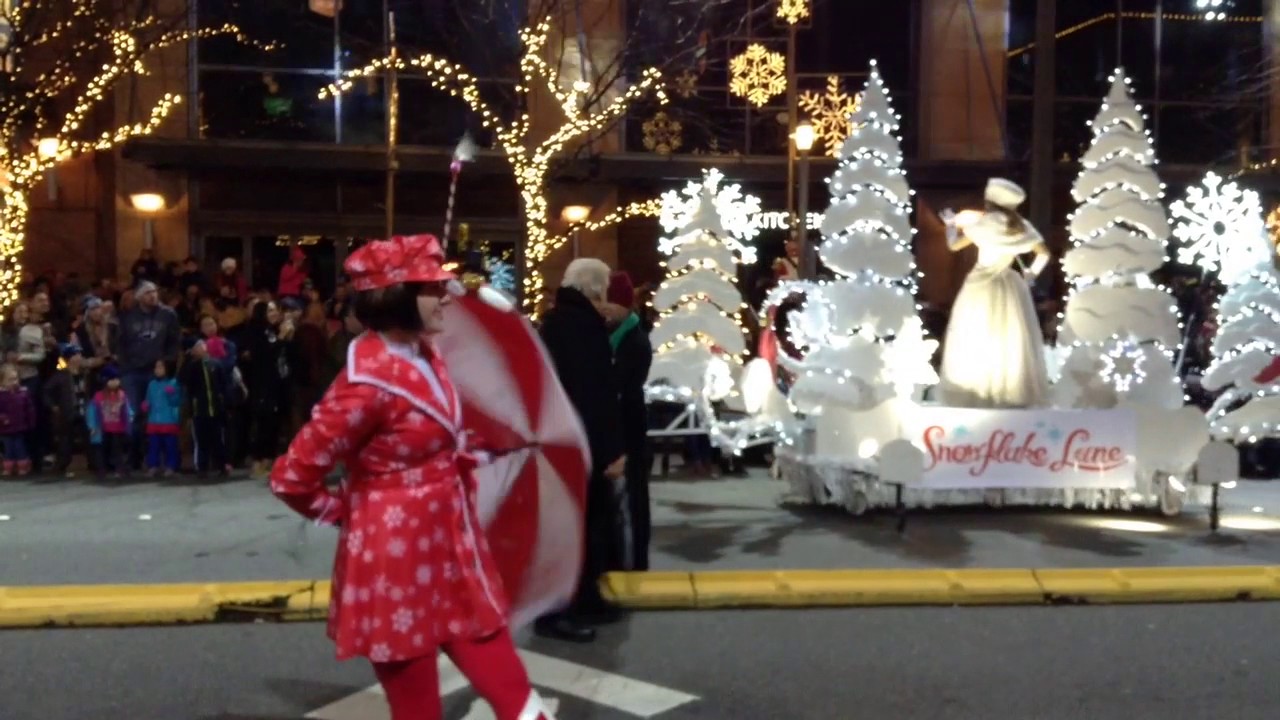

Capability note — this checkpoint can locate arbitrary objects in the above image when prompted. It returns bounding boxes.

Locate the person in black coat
[535,258,626,643]
[602,271,654,571]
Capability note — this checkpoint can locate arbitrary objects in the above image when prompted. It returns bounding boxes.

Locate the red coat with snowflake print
[270,332,508,663]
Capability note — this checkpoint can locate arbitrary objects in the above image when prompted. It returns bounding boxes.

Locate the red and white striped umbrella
[435,287,590,630]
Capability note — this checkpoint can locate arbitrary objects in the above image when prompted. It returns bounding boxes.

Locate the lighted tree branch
[324,16,667,312]
[0,1,246,311]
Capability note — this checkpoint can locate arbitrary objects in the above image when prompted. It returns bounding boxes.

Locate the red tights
[372,628,537,720]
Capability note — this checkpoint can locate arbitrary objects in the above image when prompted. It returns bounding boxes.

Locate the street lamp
[37,138,61,202]
[561,204,592,258]
[792,121,816,279]
[130,192,166,249]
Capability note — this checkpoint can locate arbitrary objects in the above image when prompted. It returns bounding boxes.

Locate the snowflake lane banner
[903,407,1138,489]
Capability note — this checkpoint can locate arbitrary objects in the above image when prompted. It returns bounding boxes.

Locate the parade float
[644,170,796,455]
[769,65,1239,516]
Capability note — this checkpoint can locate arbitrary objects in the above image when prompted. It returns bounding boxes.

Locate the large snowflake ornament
[486,257,516,294]
[729,43,786,107]
[1171,171,1268,283]
[1099,338,1146,393]
[776,0,811,25]
[658,168,761,262]
[798,76,861,157]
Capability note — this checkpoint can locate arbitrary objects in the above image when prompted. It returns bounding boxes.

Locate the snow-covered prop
[1052,70,1184,412]
[1200,251,1280,442]
[646,170,797,453]
[774,69,1227,516]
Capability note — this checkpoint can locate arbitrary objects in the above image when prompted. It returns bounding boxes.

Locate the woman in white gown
[939,178,1051,408]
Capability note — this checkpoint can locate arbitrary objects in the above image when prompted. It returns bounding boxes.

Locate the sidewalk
[2,469,1279,587]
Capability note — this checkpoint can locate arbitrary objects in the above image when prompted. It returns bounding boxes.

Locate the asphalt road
[3,604,1280,719]
[4,474,1280,588]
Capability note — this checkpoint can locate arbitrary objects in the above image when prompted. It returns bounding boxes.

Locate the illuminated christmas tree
[779,60,936,413]
[646,170,759,403]
[1053,70,1183,410]
[1198,235,1280,442]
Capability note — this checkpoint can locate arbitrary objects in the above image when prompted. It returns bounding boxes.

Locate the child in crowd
[0,363,35,476]
[87,364,133,480]
[43,344,88,478]
[143,359,182,477]
[180,338,230,477]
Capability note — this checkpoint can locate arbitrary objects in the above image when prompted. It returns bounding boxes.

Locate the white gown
[938,214,1051,408]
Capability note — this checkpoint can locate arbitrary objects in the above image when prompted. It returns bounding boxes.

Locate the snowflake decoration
[642,111,683,155]
[1099,339,1147,393]
[776,0,811,24]
[729,44,786,107]
[658,168,761,262]
[486,257,516,294]
[798,76,861,157]
[1171,171,1268,284]
[674,70,698,99]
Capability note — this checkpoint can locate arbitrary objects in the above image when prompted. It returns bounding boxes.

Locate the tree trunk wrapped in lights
[0,2,246,313]
[321,19,666,314]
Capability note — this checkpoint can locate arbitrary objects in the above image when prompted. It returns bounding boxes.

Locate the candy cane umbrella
[435,287,590,630]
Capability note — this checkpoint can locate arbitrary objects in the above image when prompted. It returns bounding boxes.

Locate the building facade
[28,0,1280,308]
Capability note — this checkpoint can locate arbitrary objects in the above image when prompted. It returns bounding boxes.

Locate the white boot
[517,690,556,720]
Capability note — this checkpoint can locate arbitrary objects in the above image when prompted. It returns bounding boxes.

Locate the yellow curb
[1034,566,1280,604]
[7,567,1280,628]
[0,580,330,628]
[599,572,694,609]
[686,569,1043,608]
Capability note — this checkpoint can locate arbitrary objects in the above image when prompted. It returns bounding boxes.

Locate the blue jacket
[143,377,183,432]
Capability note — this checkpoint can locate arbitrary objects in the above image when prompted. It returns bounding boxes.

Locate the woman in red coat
[270,234,554,720]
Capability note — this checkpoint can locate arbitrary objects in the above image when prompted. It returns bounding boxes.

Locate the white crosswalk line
[306,650,698,719]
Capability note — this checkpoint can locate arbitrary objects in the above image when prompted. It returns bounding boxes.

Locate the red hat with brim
[345,234,456,291]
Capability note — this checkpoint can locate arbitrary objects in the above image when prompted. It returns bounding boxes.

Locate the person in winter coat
[143,359,183,477]
[535,258,626,642]
[43,344,88,477]
[277,244,309,300]
[181,338,230,477]
[117,280,181,470]
[245,300,293,476]
[0,364,36,475]
[269,234,556,720]
[87,364,133,480]
[597,271,654,571]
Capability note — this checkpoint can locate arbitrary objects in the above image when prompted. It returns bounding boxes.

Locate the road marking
[307,650,697,719]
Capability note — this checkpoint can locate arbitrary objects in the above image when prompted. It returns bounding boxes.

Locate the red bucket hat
[344,234,456,291]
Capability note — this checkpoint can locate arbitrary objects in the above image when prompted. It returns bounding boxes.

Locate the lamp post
[130,192,166,250]
[561,204,592,258]
[792,121,816,279]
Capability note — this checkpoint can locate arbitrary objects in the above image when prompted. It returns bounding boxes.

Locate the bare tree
[0,0,240,310]
[328,0,771,312]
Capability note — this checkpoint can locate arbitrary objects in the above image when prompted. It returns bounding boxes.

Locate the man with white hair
[535,258,626,643]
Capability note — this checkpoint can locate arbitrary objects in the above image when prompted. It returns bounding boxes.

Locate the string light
[798,76,861,158]
[0,7,249,315]
[728,43,786,107]
[776,0,811,25]
[1008,11,1261,59]
[321,18,666,313]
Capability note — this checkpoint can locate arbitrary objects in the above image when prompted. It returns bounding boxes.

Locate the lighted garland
[322,18,666,314]
[0,5,249,315]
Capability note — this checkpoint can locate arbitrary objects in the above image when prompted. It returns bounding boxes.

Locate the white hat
[984,178,1026,209]
[221,257,237,271]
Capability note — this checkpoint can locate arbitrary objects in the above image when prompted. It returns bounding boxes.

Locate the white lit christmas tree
[647,170,760,403]
[778,60,937,414]
[1179,182,1280,441]
[1052,70,1183,410]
